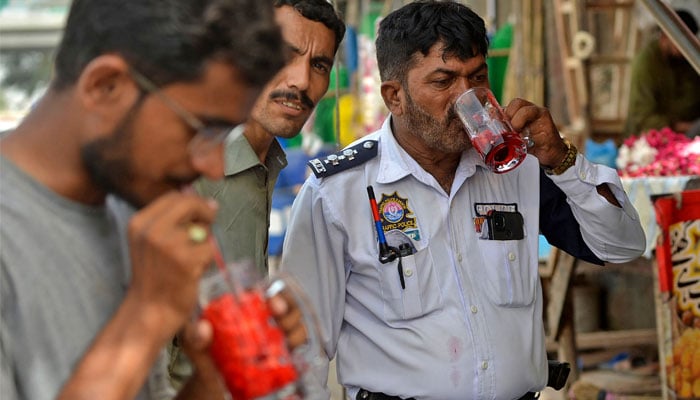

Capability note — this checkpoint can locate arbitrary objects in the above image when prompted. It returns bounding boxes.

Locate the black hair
[273,0,346,52]
[53,0,286,90]
[675,9,698,35]
[376,0,489,83]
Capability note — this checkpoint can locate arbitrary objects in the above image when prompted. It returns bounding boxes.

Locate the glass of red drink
[199,262,323,400]
[454,87,530,173]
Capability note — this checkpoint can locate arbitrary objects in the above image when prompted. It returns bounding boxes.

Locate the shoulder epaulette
[307,140,378,178]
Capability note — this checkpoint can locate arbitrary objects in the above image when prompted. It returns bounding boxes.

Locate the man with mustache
[0,1,306,399]
[193,0,345,273]
[280,1,646,399]
[166,0,346,389]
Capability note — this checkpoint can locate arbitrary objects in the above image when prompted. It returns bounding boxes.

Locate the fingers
[181,319,214,358]
[268,291,309,350]
[129,191,218,275]
[178,320,227,398]
[504,97,569,165]
[126,191,220,330]
[504,98,559,139]
[130,191,218,235]
[267,293,289,315]
[504,98,541,132]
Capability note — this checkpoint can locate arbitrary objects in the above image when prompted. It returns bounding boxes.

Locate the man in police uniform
[280,1,646,399]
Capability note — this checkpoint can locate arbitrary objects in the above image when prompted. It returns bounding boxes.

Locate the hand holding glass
[199,259,325,400]
[454,88,529,174]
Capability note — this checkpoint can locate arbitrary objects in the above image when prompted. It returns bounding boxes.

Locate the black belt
[354,360,568,400]
[356,390,412,400]
[356,389,539,400]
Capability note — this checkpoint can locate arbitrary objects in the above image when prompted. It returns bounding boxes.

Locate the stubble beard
[81,99,144,209]
[257,110,306,140]
[403,90,471,155]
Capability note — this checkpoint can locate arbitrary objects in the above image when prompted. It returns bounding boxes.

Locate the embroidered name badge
[378,192,421,240]
[473,203,518,233]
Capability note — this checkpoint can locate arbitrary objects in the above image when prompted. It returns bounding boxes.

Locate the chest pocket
[476,238,536,307]
[380,238,443,323]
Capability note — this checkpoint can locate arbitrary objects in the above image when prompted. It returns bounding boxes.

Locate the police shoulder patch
[307,140,378,178]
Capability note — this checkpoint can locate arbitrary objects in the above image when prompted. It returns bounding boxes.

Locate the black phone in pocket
[486,210,524,240]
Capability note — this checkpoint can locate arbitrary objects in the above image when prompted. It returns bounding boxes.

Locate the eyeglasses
[129,69,234,156]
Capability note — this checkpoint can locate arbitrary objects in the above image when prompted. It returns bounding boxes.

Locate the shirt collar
[223,125,288,176]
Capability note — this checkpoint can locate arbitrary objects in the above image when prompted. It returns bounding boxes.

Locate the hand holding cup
[454,87,530,174]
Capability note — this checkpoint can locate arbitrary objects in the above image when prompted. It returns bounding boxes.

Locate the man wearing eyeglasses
[0,1,300,399]
[192,0,346,275]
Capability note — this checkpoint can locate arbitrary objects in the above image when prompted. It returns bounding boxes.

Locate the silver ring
[187,224,208,244]
[522,127,535,148]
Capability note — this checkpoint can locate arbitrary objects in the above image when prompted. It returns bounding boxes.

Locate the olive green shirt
[193,125,287,276]
[625,39,700,135]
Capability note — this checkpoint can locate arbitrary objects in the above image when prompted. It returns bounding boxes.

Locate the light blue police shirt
[281,117,645,400]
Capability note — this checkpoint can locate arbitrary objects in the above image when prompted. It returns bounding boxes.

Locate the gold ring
[187,224,208,244]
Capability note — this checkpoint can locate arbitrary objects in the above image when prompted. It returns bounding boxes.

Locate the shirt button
[470,305,478,314]
[508,252,516,261]
[580,171,586,180]
[457,254,463,262]
[481,361,489,370]
[404,268,413,277]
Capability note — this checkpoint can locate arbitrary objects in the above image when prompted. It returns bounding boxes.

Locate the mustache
[269,90,315,110]
[444,106,463,128]
[446,106,459,122]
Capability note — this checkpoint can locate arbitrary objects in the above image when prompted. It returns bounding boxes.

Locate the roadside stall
[653,189,700,399]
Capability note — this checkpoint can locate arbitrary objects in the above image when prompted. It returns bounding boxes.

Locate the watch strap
[544,140,577,175]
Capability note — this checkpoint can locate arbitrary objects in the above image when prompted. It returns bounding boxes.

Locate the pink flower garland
[616,127,700,177]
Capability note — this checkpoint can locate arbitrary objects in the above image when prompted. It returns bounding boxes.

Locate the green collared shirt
[193,125,287,276]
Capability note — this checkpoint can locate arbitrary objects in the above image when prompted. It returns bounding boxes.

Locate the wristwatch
[543,140,577,175]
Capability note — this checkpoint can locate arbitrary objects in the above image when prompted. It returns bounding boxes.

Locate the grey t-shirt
[0,156,173,400]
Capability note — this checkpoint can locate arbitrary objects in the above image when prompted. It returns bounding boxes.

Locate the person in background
[167,0,346,388]
[0,1,304,399]
[280,1,646,399]
[625,8,700,137]
[193,0,345,275]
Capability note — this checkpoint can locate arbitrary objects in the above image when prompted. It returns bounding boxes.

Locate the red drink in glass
[455,87,530,174]
[199,258,303,400]
[203,290,300,400]
[471,130,528,174]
